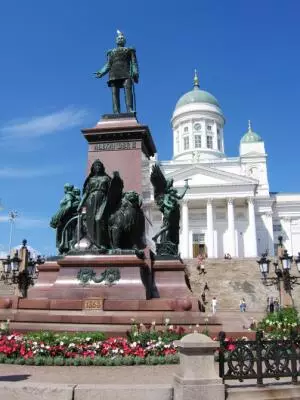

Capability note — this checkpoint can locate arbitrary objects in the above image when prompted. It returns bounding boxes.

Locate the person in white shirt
[212,297,217,314]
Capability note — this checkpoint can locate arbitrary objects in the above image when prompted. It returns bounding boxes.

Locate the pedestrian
[239,298,246,312]
[196,254,206,274]
[212,296,217,314]
[269,297,274,313]
[274,298,280,312]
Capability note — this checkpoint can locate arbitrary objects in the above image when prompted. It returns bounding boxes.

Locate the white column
[181,201,189,258]
[206,199,214,258]
[262,212,274,256]
[280,217,293,255]
[227,198,236,257]
[247,198,257,257]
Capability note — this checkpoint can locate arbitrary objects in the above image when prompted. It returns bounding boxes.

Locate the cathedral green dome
[175,71,220,109]
[175,87,220,109]
[240,121,262,143]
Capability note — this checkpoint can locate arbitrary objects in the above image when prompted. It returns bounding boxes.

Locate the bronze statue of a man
[95,30,139,114]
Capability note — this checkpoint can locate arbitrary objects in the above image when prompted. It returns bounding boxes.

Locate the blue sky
[0,0,299,255]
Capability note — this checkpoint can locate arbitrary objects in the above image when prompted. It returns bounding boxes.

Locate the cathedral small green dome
[240,121,263,143]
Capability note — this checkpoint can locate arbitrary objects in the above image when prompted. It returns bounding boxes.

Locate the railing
[219,331,300,385]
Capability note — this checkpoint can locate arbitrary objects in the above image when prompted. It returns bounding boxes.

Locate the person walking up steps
[212,296,217,314]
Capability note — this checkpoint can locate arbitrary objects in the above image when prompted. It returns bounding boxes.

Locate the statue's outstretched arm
[95,52,111,78]
[176,185,189,200]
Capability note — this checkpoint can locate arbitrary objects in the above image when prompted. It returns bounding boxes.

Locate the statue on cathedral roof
[94,30,139,114]
[150,164,189,257]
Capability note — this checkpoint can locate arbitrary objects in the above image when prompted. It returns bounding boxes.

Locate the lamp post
[257,249,300,308]
[0,239,44,297]
[8,210,18,254]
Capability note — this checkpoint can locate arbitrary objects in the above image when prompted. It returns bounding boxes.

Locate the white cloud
[0,107,89,139]
[0,166,66,178]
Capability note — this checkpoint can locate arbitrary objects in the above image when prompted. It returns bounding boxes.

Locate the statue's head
[116,30,126,47]
[124,191,140,206]
[73,187,81,196]
[64,183,74,193]
[91,159,105,175]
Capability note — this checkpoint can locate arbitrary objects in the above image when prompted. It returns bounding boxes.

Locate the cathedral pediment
[164,164,257,187]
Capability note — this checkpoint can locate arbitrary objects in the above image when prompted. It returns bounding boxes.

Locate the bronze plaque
[84,298,104,310]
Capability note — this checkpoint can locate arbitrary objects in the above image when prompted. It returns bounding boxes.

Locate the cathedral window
[194,135,201,148]
[217,138,221,150]
[207,125,212,131]
[184,136,189,150]
[183,126,189,133]
[207,135,213,149]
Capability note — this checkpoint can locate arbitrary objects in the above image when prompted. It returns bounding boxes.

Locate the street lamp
[0,239,44,297]
[257,248,300,307]
[8,210,18,253]
[257,253,271,278]
[281,249,293,271]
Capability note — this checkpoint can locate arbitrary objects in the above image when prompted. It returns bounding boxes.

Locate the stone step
[184,257,282,312]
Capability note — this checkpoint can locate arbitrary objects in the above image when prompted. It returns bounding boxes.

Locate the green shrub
[34,356,45,366]
[134,357,145,365]
[257,307,300,339]
[93,356,107,366]
[25,358,35,365]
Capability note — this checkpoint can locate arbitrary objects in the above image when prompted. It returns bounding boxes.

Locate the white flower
[85,337,91,341]
[169,325,174,330]
[196,324,200,328]
[151,321,156,326]
[165,318,170,325]
[60,341,64,346]
[133,331,138,337]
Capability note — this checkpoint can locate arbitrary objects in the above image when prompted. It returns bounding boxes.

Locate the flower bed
[0,322,184,366]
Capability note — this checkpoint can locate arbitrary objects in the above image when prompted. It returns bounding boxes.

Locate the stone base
[43,255,149,300]
[173,375,225,400]
[27,261,60,299]
[153,258,197,311]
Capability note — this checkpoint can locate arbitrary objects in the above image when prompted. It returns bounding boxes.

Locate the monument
[0,31,204,334]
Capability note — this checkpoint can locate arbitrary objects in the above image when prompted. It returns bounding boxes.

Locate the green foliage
[24,357,35,365]
[44,357,54,366]
[23,331,106,346]
[53,356,65,366]
[127,320,185,346]
[93,356,107,366]
[134,356,146,365]
[34,356,46,366]
[257,307,300,339]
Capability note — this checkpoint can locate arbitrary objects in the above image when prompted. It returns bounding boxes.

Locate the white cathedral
[145,71,300,259]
